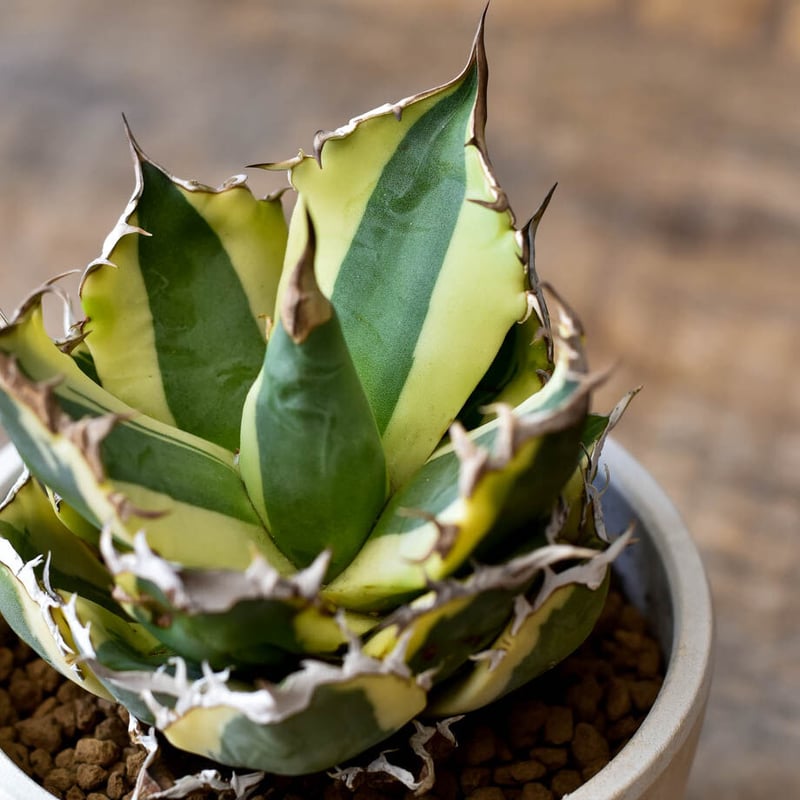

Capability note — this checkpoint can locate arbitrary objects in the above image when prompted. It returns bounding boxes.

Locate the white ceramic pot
[0,440,713,800]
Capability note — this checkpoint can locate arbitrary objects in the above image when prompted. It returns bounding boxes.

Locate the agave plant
[0,17,631,783]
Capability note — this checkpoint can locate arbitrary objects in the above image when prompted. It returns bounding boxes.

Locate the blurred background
[0,1,797,797]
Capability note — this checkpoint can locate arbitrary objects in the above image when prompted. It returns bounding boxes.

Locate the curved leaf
[272,20,528,487]
[240,218,387,577]
[87,645,428,774]
[80,129,287,450]
[428,532,629,715]
[325,307,593,611]
[0,298,289,571]
[429,577,609,716]
[100,534,375,669]
[0,477,113,698]
[363,542,600,683]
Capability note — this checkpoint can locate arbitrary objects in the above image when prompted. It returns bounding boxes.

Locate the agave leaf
[429,531,630,715]
[457,312,550,431]
[59,593,186,723]
[60,323,103,386]
[0,476,113,697]
[0,470,184,695]
[550,388,642,553]
[80,126,287,451]
[100,533,375,669]
[125,598,351,672]
[87,643,429,774]
[363,541,600,682]
[429,582,604,715]
[0,474,113,608]
[270,18,528,488]
[456,187,558,429]
[0,298,290,571]
[324,307,593,612]
[239,217,388,578]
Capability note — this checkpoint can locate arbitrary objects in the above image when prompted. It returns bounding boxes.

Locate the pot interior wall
[606,486,674,661]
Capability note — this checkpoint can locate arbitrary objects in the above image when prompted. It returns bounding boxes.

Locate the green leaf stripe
[93,659,427,774]
[240,220,388,577]
[58,394,259,525]
[283,39,528,488]
[0,300,288,571]
[330,67,478,434]
[0,477,113,612]
[134,161,267,449]
[81,140,287,452]
[209,677,425,773]
[324,320,591,611]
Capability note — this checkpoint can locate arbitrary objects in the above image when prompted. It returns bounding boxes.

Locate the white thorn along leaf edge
[551,296,582,343]
[67,413,127,483]
[588,480,612,545]
[395,506,459,564]
[449,420,490,499]
[127,720,265,800]
[502,389,595,462]
[261,65,454,172]
[483,402,516,464]
[576,389,641,548]
[61,592,96,659]
[81,222,150,284]
[129,722,161,800]
[0,537,82,675]
[143,768,265,800]
[332,716,465,793]
[587,387,642,488]
[452,542,602,598]
[544,498,570,546]
[451,367,597,501]
[29,274,82,343]
[511,527,635,637]
[7,271,81,336]
[100,527,189,607]
[100,526,331,613]
[306,23,481,170]
[181,173,249,194]
[449,403,556,501]
[89,623,426,731]
[511,594,535,638]
[0,465,31,509]
[82,120,249,290]
[469,647,508,670]
[336,617,431,690]
[518,288,542,325]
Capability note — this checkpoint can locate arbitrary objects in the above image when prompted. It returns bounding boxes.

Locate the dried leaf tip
[280,210,332,343]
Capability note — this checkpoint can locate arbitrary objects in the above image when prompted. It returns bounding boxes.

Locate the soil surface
[0,584,662,800]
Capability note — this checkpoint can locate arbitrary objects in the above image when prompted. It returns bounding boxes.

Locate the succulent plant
[0,15,631,785]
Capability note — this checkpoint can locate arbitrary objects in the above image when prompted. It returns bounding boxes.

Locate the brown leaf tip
[280,211,333,344]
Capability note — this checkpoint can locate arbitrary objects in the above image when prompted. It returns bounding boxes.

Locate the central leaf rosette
[0,19,631,779]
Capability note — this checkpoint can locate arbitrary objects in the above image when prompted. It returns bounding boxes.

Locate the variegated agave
[0,17,632,783]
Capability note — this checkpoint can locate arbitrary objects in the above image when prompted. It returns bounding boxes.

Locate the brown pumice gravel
[0,582,663,799]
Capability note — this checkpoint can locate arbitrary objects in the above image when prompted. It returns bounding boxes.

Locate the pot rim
[0,440,713,799]
[569,437,714,799]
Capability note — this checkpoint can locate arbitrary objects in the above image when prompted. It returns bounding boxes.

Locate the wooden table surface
[0,2,797,797]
